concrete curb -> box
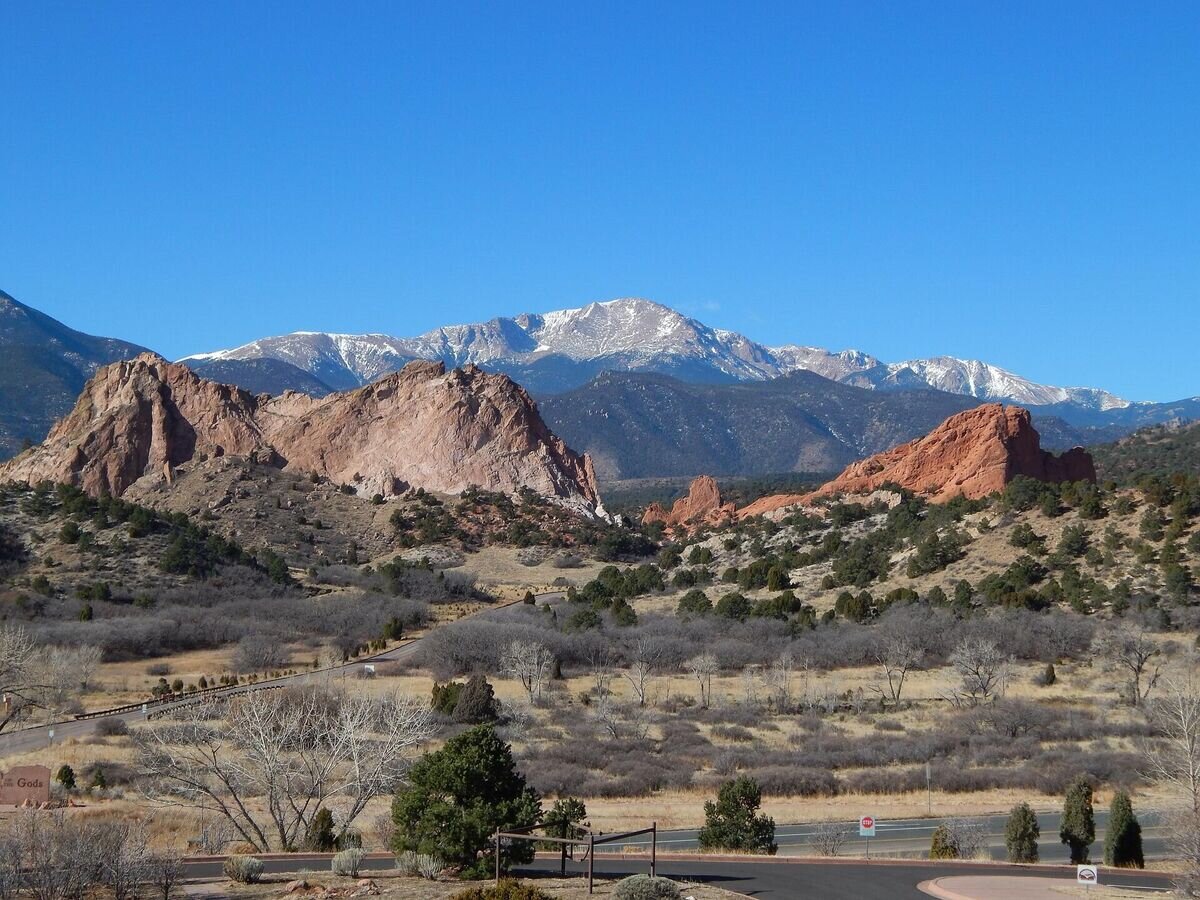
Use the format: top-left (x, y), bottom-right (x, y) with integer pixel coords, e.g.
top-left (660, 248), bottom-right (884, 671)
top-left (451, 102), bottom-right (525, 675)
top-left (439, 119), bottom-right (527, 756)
top-left (918, 878), bottom-right (972, 900)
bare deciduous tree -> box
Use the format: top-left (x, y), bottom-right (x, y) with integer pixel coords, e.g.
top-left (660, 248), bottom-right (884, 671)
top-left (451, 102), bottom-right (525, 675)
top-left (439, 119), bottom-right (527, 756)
top-left (231, 633), bottom-right (288, 674)
top-left (1095, 622), bottom-right (1162, 707)
top-left (741, 665), bottom-right (762, 706)
top-left (624, 636), bottom-right (660, 707)
top-left (593, 694), bottom-right (651, 743)
top-left (0, 624), bottom-right (54, 732)
top-left (873, 633), bottom-right (924, 704)
top-left (948, 638), bottom-right (1011, 706)
top-left (136, 684), bottom-right (433, 852)
top-left (93, 820), bottom-right (149, 900)
top-left (188, 815), bottom-right (235, 854)
top-left (763, 652), bottom-right (794, 711)
top-left (809, 821), bottom-right (853, 857)
top-left (686, 653), bottom-right (719, 709)
top-left (586, 645), bottom-right (616, 701)
top-left (4, 809), bottom-right (104, 900)
top-left (144, 851), bottom-right (186, 900)
top-left (1143, 678), bottom-right (1200, 894)
top-left (501, 640), bottom-right (554, 705)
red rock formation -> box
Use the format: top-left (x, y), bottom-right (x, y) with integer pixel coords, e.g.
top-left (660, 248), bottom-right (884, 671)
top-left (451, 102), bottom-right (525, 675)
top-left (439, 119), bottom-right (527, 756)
top-left (738, 404), bottom-right (1094, 517)
top-left (643, 475), bottom-right (735, 530)
top-left (0, 354), bottom-right (601, 510)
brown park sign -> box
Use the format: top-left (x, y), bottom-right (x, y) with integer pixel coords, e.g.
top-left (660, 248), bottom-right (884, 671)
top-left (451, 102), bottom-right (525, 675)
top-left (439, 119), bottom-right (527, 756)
top-left (0, 765), bottom-right (51, 806)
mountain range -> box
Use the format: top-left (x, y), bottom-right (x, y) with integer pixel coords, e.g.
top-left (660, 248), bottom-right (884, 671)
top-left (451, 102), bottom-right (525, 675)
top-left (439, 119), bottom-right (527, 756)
top-left (2, 289), bottom-right (1197, 481)
top-left (182, 297), bottom-right (1133, 412)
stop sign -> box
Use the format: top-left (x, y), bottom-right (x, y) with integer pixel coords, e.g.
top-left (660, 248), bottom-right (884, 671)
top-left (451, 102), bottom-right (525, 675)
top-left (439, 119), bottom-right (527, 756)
top-left (859, 815), bottom-right (876, 836)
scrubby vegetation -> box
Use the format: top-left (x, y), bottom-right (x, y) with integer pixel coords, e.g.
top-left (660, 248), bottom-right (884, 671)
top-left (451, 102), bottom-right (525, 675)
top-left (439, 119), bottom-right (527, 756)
top-left (0, 483), bottom-right (447, 661)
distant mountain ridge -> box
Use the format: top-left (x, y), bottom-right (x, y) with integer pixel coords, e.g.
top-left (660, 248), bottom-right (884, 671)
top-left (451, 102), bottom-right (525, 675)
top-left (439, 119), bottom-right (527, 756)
top-left (534, 369), bottom-right (1118, 482)
top-left (181, 297), bottom-right (1131, 411)
top-left (0, 289), bottom-right (148, 458)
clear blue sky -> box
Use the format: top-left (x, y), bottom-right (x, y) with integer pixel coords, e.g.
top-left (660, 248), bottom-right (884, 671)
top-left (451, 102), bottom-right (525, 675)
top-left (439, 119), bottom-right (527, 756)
top-left (1, 2), bottom-right (1197, 401)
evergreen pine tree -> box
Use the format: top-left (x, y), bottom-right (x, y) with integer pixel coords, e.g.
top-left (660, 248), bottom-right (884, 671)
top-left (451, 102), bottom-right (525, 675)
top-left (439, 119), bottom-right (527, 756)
top-left (1104, 791), bottom-right (1144, 868)
top-left (929, 824), bottom-right (958, 859)
top-left (1059, 776), bottom-right (1095, 864)
top-left (697, 777), bottom-right (776, 855)
top-left (306, 808), bottom-right (336, 852)
top-left (55, 764), bottom-right (76, 791)
top-left (1004, 802), bottom-right (1039, 863)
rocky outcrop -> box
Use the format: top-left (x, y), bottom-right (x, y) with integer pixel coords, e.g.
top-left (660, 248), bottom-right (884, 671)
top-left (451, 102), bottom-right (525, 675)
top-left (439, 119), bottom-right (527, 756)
top-left (738, 404), bottom-right (1095, 517)
top-left (0, 354), bottom-right (601, 511)
top-left (642, 475), bottom-right (734, 530)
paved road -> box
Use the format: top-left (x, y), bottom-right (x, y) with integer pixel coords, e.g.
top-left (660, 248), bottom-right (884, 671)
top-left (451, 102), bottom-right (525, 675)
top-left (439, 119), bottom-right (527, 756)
top-left (596, 810), bottom-right (1169, 864)
top-left (0, 592), bottom-right (564, 758)
top-left (180, 853), bottom-right (1175, 899)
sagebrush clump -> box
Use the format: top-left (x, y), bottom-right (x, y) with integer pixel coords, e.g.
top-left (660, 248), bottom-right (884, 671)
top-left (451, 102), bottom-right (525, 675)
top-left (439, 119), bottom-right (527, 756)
top-left (222, 855), bottom-right (263, 884)
top-left (613, 874), bottom-right (684, 900)
top-left (330, 848), bottom-right (365, 877)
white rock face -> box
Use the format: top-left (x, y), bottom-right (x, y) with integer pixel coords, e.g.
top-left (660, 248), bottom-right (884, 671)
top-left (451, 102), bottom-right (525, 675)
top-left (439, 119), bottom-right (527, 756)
top-left (181, 297), bottom-right (1128, 410)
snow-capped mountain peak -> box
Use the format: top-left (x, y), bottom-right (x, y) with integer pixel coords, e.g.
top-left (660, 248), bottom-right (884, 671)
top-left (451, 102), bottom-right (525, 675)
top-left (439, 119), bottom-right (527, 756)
top-left (858, 357), bottom-right (1130, 410)
top-left (180, 297), bottom-right (1129, 410)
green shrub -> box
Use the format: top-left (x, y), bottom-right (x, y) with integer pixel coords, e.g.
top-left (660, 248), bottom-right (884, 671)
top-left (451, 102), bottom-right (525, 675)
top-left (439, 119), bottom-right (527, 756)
top-left (676, 589), bottom-right (712, 618)
top-left (222, 856), bottom-right (263, 884)
top-left (613, 874), bottom-right (683, 900)
top-left (929, 825), bottom-right (957, 859)
top-left (449, 880), bottom-right (555, 900)
top-left (714, 592), bottom-right (752, 622)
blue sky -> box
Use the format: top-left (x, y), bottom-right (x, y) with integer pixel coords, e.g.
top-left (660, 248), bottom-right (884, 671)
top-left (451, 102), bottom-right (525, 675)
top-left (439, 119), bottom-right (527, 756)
top-left (1, 2), bottom-right (1197, 401)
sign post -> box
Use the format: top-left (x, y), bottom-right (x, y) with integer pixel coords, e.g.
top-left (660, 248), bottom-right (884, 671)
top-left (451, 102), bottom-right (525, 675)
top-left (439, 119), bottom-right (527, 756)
top-left (1076, 864), bottom-right (1098, 894)
top-left (859, 815), bottom-right (876, 859)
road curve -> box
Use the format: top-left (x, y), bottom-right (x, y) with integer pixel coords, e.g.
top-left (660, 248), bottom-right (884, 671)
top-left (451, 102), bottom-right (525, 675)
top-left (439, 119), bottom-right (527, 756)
top-left (178, 852), bottom-right (1175, 899)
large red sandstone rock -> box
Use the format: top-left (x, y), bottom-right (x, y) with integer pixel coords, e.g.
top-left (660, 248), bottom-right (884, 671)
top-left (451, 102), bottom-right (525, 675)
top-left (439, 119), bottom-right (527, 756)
top-left (0, 354), bottom-right (601, 510)
top-left (643, 475), bottom-right (735, 530)
top-left (738, 404), bottom-right (1094, 518)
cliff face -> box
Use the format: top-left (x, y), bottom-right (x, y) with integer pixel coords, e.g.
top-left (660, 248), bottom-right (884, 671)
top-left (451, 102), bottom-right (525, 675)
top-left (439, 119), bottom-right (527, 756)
top-left (642, 475), bottom-right (734, 531)
top-left (0, 354), bottom-right (601, 510)
top-left (738, 404), bottom-right (1095, 518)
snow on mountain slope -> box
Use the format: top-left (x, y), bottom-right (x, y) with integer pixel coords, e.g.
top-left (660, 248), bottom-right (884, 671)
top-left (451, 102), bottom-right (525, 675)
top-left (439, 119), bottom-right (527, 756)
top-left (181, 297), bottom-right (1129, 410)
top-left (769, 345), bottom-right (881, 381)
top-left (183, 299), bottom-right (789, 388)
top-left (844, 357), bottom-right (1130, 411)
